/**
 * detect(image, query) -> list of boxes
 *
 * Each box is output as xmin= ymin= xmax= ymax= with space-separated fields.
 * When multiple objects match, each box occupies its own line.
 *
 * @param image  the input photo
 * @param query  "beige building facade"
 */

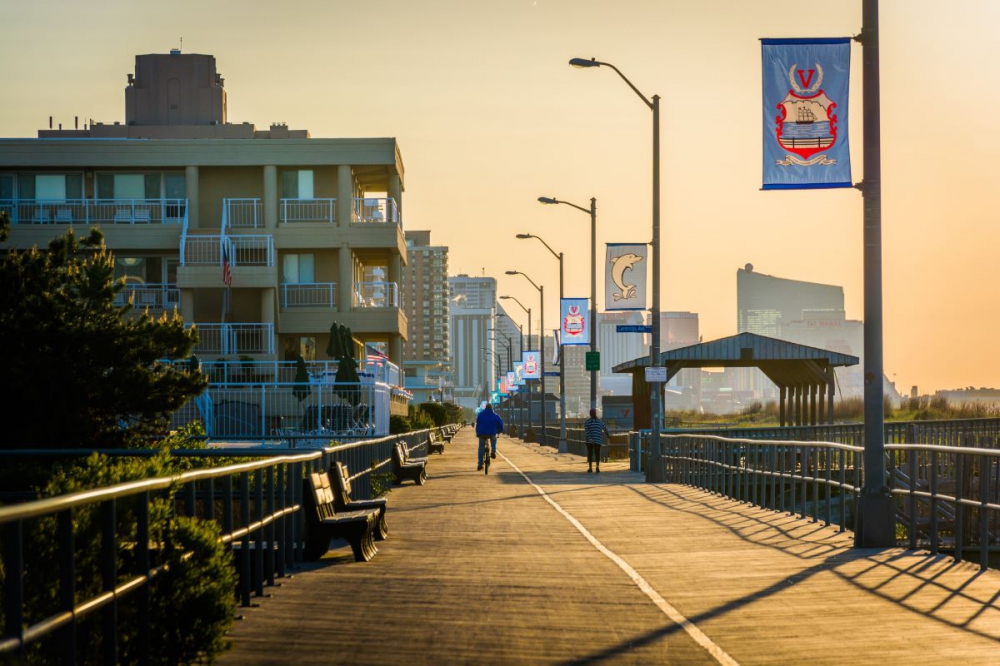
xmin=0 ymin=51 xmax=408 ymax=374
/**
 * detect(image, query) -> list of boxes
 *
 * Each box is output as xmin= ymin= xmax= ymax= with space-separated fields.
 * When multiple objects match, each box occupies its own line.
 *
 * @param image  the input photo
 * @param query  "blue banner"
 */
xmin=762 ymin=38 xmax=852 ymax=190
xmin=522 ymin=351 xmax=541 ymax=381
xmin=560 ymin=298 xmax=589 ymax=346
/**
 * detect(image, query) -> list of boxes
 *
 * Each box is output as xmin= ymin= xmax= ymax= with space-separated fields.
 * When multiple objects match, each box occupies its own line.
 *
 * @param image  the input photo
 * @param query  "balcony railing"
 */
xmin=189 ymin=323 xmax=275 ymax=355
xmin=354 ymin=281 xmax=398 ymax=308
xmin=225 ymin=198 xmax=263 ymax=229
xmin=115 ymin=283 xmax=180 ymax=310
xmin=281 ymin=198 xmax=336 ymax=224
xmin=0 ymin=198 xmax=187 ymax=225
xmin=182 ymin=235 xmax=275 ymax=267
xmin=353 ymin=198 xmax=399 ymax=226
xmin=280 ymin=282 xmax=337 ymax=308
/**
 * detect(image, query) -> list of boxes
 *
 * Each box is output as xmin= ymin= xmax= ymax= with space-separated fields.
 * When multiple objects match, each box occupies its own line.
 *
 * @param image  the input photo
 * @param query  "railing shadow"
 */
xmin=627 ymin=483 xmax=1000 ymax=644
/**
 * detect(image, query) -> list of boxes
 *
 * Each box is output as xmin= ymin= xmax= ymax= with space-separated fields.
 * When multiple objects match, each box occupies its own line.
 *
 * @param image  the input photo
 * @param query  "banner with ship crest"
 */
xmin=762 ymin=38 xmax=852 ymax=189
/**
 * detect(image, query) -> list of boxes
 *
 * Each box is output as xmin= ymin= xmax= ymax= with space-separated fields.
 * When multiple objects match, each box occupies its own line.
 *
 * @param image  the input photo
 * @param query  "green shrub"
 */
xmin=389 ymin=414 xmax=411 ymax=434
xmin=419 ymin=402 xmax=447 ymax=427
xmin=144 ymin=517 xmax=236 ymax=665
xmin=1 ymin=452 xmax=236 ymax=664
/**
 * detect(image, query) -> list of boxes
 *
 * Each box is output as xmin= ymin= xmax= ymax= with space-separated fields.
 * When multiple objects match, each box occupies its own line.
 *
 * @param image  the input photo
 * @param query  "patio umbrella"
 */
xmin=334 ymin=324 xmax=361 ymax=406
xmin=292 ymin=355 xmax=311 ymax=403
xmin=325 ymin=322 xmax=344 ymax=359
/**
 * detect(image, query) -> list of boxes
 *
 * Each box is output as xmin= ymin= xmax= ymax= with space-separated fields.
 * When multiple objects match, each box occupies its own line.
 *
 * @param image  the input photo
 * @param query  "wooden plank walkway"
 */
xmin=219 ymin=428 xmax=1000 ymax=665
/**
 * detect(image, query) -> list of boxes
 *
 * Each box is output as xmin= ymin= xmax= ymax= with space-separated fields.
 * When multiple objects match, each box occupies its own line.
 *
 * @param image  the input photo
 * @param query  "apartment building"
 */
xmin=0 ymin=51 xmax=410 ymax=436
xmin=402 ymin=230 xmax=451 ymax=403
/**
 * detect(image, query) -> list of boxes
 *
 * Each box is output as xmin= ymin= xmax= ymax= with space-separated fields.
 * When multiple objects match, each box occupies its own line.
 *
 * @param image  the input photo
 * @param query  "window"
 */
xmin=283 ymin=253 xmax=315 ymax=283
xmin=281 ymin=170 xmax=314 ymax=199
xmin=96 ymin=173 xmax=177 ymax=200
xmin=283 ymin=336 xmax=316 ymax=361
xmin=16 ymin=174 xmax=83 ymax=200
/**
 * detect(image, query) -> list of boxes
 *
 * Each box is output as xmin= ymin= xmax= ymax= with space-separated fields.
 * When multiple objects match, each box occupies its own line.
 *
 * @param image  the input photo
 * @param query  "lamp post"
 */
xmin=516 ymin=233 xmax=568 ymax=452
xmin=537 ymin=197 xmax=598 ymax=420
xmin=490 ymin=329 xmax=513 ymax=425
xmin=505 ymin=271 xmax=546 ymax=446
xmin=481 ymin=347 xmax=501 ymax=406
xmin=499 ymin=297 xmax=530 ymax=438
xmin=569 ymin=56 xmax=662 ymax=481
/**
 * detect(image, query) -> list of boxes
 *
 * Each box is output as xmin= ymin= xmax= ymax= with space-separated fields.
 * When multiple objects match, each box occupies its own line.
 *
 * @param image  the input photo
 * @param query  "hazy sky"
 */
xmin=2 ymin=0 xmax=998 ymax=395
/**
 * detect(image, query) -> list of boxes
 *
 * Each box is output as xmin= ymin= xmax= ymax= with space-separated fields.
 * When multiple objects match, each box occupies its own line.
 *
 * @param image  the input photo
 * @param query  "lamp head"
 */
xmin=569 ymin=57 xmax=600 ymax=69
xmin=537 ymin=196 xmax=558 ymax=205
xmin=499 ymin=295 xmax=511 ymax=300
xmin=504 ymin=270 xmax=518 ymax=276
xmin=515 ymin=233 xmax=532 ymax=239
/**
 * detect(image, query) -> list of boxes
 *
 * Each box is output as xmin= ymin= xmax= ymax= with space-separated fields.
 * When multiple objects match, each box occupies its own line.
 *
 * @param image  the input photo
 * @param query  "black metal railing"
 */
xmin=0 ymin=426 xmax=453 ymax=662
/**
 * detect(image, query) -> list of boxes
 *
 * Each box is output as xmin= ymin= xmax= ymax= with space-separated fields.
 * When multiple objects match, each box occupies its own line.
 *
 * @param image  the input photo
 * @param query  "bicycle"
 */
xmin=482 ymin=436 xmax=491 ymax=475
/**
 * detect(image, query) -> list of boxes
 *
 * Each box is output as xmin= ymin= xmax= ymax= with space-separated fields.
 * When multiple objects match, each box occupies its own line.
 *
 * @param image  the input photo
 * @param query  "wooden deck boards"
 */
xmin=219 ymin=429 xmax=1000 ymax=665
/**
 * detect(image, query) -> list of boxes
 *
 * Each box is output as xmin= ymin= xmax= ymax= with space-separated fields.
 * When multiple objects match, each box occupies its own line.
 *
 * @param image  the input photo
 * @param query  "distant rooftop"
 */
xmin=38 ymin=51 xmax=309 ymax=140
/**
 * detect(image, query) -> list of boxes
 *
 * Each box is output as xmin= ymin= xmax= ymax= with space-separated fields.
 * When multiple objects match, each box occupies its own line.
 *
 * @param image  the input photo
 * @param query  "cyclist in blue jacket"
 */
xmin=475 ymin=404 xmax=504 ymax=471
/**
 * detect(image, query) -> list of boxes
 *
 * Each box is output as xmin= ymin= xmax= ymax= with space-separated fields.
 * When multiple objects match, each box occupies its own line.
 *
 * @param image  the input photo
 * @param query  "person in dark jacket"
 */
xmin=583 ymin=408 xmax=610 ymax=473
xmin=474 ymin=404 xmax=504 ymax=470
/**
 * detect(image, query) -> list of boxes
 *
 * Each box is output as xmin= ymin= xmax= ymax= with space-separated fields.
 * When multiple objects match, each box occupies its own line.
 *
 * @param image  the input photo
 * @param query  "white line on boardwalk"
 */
xmin=501 ymin=452 xmax=741 ymax=666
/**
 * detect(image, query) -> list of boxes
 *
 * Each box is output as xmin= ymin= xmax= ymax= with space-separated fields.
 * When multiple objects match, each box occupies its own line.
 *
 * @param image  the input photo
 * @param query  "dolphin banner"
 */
xmin=560 ymin=298 xmax=589 ymax=346
xmin=605 ymin=243 xmax=647 ymax=311
xmin=762 ymin=38 xmax=852 ymax=190
xmin=513 ymin=361 xmax=525 ymax=386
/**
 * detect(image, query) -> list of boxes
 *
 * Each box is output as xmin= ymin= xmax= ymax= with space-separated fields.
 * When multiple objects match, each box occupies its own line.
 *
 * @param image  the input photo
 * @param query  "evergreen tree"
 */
xmin=0 ymin=213 xmax=206 ymax=449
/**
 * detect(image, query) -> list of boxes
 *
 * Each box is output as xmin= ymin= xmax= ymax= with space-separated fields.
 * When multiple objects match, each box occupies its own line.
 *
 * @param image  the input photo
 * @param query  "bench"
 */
xmin=302 ymin=471 xmax=379 ymax=562
xmin=392 ymin=441 xmax=427 ymax=485
xmin=428 ymin=431 xmax=446 ymax=455
xmin=329 ymin=461 xmax=388 ymax=541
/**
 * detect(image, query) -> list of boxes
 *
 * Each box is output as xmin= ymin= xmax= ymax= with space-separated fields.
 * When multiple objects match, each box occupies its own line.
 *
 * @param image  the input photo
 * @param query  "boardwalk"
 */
xmin=220 ymin=428 xmax=1000 ymax=665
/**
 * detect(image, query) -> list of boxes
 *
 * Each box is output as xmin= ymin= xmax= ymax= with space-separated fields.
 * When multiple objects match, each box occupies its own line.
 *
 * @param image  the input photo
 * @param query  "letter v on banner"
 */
xmin=761 ymin=38 xmax=852 ymax=190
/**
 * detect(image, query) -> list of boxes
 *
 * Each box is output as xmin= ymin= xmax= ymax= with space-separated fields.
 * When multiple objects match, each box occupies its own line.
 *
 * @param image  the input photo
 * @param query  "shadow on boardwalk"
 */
xmin=219 ymin=431 xmax=1000 ymax=665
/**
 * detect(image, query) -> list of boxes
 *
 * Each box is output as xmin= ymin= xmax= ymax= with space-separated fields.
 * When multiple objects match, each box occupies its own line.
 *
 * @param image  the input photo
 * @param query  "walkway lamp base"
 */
xmin=854 ymin=489 xmax=896 ymax=547
xmin=558 ymin=438 xmax=568 ymax=454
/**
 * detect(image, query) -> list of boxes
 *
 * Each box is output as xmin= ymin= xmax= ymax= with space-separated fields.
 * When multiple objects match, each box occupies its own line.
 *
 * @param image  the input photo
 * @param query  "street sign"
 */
xmin=616 ymin=325 xmax=652 ymax=333
xmin=645 ymin=366 xmax=667 ymax=383
xmin=543 ymin=371 xmax=561 ymax=377
xmin=585 ymin=352 xmax=600 ymax=371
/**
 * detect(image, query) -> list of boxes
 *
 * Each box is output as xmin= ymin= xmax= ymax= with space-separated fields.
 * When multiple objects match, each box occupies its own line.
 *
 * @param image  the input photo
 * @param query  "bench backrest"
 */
xmin=393 ymin=442 xmax=407 ymax=465
xmin=330 ymin=461 xmax=353 ymax=510
xmin=305 ymin=472 xmax=337 ymax=520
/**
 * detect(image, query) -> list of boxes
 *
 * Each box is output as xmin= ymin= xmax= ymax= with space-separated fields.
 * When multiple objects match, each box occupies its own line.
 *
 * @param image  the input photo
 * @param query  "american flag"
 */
xmin=222 ymin=244 xmax=232 ymax=287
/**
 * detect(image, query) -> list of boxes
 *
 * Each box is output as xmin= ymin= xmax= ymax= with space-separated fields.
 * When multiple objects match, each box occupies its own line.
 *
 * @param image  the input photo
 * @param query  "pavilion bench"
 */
xmin=302 ymin=471 xmax=379 ymax=562
xmin=329 ymin=461 xmax=388 ymax=541
xmin=392 ymin=441 xmax=427 ymax=485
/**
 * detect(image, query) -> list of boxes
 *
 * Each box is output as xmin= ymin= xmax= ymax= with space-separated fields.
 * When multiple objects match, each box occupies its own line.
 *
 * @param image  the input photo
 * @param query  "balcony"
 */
xmin=0 ymin=198 xmax=187 ymax=225
xmin=181 ymin=235 xmax=275 ymax=268
xmin=354 ymin=282 xmax=398 ymax=309
xmin=189 ymin=322 xmax=275 ymax=356
xmin=353 ymin=198 xmax=399 ymax=227
xmin=282 ymin=198 xmax=336 ymax=224
xmin=225 ymin=198 xmax=263 ymax=229
xmin=115 ymin=282 xmax=180 ymax=310
xmin=220 ymin=198 xmax=339 ymax=228
xmin=280 ymin=282 xmax=338 ymax=308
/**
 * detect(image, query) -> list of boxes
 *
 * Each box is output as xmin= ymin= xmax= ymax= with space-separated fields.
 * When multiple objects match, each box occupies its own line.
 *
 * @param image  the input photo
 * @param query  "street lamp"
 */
xmin=505 ymin=270 xmax=546 ymax=446
xmin=517 ymin=233 xmax=568 ymax=453
xmin=480 ymin=347 xmax=501 ymax=405
xmin=570 ymin=56 xmax=663 ymax=481
xmin=537 ymin=197 xmax=598 ymax=419
xmin=490 ymin=329 xmax=513 ymax=425
xmin=499 ymin=298 xmax=530 ymax=438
